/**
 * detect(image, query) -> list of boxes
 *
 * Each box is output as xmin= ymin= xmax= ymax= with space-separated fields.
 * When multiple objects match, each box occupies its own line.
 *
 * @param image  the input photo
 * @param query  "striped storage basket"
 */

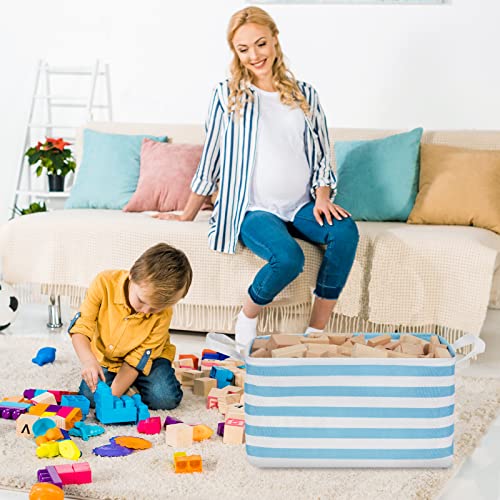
xmin=244 ymin=333 xmax=484 ymax=468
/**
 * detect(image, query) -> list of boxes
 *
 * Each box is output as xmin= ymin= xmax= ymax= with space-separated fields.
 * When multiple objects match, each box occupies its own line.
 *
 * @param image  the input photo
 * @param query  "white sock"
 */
xmin=235 ymin=310 xmax=258 ymax=348
xmin=305 ymin=326 xmax=323 ymax=335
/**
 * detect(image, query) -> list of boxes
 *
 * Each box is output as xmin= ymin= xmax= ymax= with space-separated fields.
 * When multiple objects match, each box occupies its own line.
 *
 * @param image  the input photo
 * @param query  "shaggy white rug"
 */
xmin=0 ymin=336 xmax=499 ymax=500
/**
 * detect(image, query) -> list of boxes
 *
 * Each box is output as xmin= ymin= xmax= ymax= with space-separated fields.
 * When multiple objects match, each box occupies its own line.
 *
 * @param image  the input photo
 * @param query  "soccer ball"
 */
xmin=0 ymin=282 xmax=19 ymax=331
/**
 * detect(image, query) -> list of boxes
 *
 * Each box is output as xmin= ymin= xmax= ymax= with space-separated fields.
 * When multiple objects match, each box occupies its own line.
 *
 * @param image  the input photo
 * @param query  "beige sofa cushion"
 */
xmin=407 ymin=144 xmax=500 ymax=234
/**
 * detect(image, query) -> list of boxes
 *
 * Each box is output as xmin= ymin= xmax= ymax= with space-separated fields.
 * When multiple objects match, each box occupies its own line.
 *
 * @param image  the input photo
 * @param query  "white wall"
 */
xmin=1 ymin=0 xmax=499 ymax=223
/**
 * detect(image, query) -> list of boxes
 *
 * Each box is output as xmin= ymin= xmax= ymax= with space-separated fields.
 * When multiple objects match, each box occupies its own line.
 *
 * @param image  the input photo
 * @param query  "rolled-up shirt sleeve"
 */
xmin=67 ymin=274 xmax=104 ymax=341
xmin=123 ymin=311 xmax=173 ymax=376
xmin=190 ymin=85 xmax=224 ymax=196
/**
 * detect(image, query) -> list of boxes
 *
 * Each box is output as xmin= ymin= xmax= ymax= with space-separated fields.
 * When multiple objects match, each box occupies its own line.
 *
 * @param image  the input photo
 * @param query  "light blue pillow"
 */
xmin=65 ymin=129 xmax=168 ymax=210
xmin=334 ymin=127 xmax=423 ymax=221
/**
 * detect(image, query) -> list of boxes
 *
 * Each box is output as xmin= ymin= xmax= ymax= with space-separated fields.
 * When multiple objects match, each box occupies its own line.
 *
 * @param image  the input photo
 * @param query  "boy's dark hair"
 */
xmin=130 ymin=243 xmax=193 ymax=310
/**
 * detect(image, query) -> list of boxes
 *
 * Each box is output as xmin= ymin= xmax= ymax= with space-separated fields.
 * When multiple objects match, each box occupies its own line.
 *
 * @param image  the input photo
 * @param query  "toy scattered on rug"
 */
xmin=164 ymin=416 xmax=214 ymax=447
xmin=29 ymin=482 xmax=64 ymax=500
xmin=137 ymin=416 xmax=162 ymax=434
xmin=0 ymin=400 xmax=30 ymax=420
xmin=94 ymin=381 xmax=149 ymax=424
xmin=0 ymin=281 xmax=19 ymax=331
xmin=32 ymin=347 xmax=57 ymax=366
xmin=33 ymin=418 xmax=81 ymax=460
xmin=69 ymin=421 xmax=105 ymax=441
xmin=173 ymin=452 xmax=203 ymax=474
xmin=37 ymin=462 xmax=92 ymax=488
xmin=24 ymin=389 xmax=79 ymax=405
xmin=93 ymin=435 xmax=152 ymax=457
xmin=250 ymin=333 xmax=453 ymax=359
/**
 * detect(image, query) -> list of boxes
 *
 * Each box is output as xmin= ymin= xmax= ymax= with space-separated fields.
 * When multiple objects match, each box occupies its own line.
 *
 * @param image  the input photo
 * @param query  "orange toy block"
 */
xmin=179 ymin=354 xmax=199 ymax=370
xmin=29 ymin=404 xmax=50 ymax=417
xmin=165 ymin=423 xmax=193 ymax=448
xmin=192 ymin=424 xmax=214 ymax=442
xmin=178 ymin=358 xmax=194 ymax=369
xmin=174 ymin=453 xmax=202 ymax=473
xmin=223 ymin=418 xmax=245 ymax=445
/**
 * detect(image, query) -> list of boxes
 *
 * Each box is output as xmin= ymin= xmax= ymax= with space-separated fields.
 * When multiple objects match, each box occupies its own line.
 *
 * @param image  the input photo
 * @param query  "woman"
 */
xmin=157 ymin=6 xmax=359 ymax=351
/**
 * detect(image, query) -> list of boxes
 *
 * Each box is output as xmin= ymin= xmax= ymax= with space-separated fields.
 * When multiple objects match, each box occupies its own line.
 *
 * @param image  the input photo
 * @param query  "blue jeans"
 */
xmin=79 ymin=358 xmax=183 ymax=411
xmin=239 ymin=201 xmax=359 ymax=305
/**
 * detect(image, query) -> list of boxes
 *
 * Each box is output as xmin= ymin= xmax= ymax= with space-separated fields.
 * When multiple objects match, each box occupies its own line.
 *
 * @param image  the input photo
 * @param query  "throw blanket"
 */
xmin=1 ymin=210 xmax=498 ymax=348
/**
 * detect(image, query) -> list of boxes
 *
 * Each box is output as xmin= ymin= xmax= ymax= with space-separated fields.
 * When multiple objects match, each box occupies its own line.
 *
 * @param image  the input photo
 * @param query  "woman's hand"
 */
xmin=313 ymin=187 xmax=351 ymax=226
xmin=152 ymin=212 xmax=187 ymax=221
xmin=81 ymin=357 xmax=105 ymax=392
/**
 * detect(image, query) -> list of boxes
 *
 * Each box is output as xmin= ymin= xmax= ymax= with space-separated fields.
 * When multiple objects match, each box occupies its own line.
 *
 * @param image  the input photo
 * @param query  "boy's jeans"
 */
xmin=239 ymin=201 xmax=359 ymax=305
xmin=79 ymin=358 xmax=183 ymax=410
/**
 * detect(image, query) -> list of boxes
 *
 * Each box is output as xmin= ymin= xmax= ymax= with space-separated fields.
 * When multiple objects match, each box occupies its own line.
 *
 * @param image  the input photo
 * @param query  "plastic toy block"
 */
xmin=164 ymin=416 xmax=183 ymax=428
xmin=37 ymin=466 xmax=62 ymax=488
xmin=33 ymin=418 xmax=57 ymax=438
xmin=223 ymin=418 xmax=245 ymax=445
xmin=54 ymin=462 xmax=91 ymax=485
xmin=2 ymin=395 xmax=26 ymax=403
xmin=29 ymin=404 xmax=50 ymax=416
xmin=32 ymin=347 xmax=57 ymax=366
xmin=137 ymin=416 xmax=162 ymax=434
xmin=217 ymin=422 xmax=225 ymax=436
xmin=114 ymin=436 xmax=152 ymax=449
xmin=192 ymin=424 xmax=213 ymax=442
xmin=65 ymin=408 xmax=84 ymax=428
xmin=193 ymin=377 xmax=217 ymax=397
xmin=209 ymin=366 xmax=235 ymax=389
xmin=59 ymin=440 xmax=82 ymax=460
xmin=201 ymin=349 xmax=218 ymax=359
xmin=61 ymin=395 xmax=90 ymax=419
xmin=69 ymin=421 xmax=105 ymax=441
xmin=36 ymin=441 xmax=60 ymax=458
xmin=94 ymin=381 xmax=149 ymax=424
xmin=29 ymin=482 xmax=64 ymax=500
xmin=16 ymin=414 xmax=40 ymax=438
xmin=35 ymin=428 xmax=65 ymax=446
xmin=0 ymin=404 xmax=28 ymax=420
xmin=31 ymin=392 xmax=57 ymax=405
xmin=179 ymin=354 xmax=199 ymax=370
xmin=174 ymin=454 xmax=203 ymax=473
xmin=44 ymin=405 xmax=60 ymax=413
xmin=165 ymin=423 xmax=193 ymax=448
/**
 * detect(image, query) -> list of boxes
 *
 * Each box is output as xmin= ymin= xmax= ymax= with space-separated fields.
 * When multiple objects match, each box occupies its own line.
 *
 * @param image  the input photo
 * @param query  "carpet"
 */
xmin=0 ymin=336 xmax=499 ymax=500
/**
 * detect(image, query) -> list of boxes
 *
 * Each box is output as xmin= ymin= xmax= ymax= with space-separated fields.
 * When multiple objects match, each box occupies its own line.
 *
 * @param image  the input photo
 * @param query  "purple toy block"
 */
xmin=217 ymin=422 xmax=225 ymax=436
xmin=37 ymin=466 xmax=63 ymax=489
xmin=24 ymin=389 xmax=36 ymax=399
xmin=163 ymin=416 xmax=183 ymax=429
xmin=45 ymin=405 xmax=60 ymax=413
xmin=1 ymin=406 xmax=27 ymax=420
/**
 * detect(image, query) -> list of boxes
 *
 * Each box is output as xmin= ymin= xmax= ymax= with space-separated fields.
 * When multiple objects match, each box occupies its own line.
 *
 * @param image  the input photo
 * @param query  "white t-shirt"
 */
xmin=247 ymin=86 xmax=311 ymax=221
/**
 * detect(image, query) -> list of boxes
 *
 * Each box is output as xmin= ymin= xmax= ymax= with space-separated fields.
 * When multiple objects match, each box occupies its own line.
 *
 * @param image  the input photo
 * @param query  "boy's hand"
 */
xmin=81 ymin=358 xmax=105 ymax=392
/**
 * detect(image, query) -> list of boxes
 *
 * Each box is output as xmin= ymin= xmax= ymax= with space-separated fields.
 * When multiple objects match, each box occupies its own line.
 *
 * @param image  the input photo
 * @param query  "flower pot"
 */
xmin=47 ymin=174 xmax=65 ymax=192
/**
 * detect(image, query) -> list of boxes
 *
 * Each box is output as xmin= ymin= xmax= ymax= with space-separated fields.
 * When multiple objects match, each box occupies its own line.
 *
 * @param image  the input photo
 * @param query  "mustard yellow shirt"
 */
xmin=68 ymin=270 xmax=175 ymax=376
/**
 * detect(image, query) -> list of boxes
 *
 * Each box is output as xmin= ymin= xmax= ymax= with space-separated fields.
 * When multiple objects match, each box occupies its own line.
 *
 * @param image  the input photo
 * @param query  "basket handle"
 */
xmin=452 ymin=334 xmax=486 ymax=366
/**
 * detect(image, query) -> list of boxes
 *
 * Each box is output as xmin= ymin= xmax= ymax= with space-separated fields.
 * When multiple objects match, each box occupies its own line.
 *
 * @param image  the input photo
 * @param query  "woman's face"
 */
xmin=232 ymin=22 xmax=277 ymax=82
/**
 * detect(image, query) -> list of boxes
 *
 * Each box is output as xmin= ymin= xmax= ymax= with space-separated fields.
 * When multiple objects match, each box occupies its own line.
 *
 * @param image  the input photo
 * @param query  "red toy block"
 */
xmin=54 ymin=462 xmax=91 ymax=485
xmin=55 ymin=406 xmax=73 ymax=418
xmin=137 ymin=416 xmax=162 ymax=435
xmin=179 ymin=354 xmax=199 ymax=370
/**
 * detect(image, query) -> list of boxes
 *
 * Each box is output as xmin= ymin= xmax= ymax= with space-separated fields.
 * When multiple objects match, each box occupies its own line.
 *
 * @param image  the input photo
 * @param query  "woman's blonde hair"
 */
xmin=227 ymin=7 xmax=310 ymax=117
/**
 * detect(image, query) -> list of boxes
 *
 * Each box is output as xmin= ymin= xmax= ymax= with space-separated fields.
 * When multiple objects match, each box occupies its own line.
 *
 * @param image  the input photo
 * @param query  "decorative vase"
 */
xmin=48 ymin=174 xmax=65 ymax=192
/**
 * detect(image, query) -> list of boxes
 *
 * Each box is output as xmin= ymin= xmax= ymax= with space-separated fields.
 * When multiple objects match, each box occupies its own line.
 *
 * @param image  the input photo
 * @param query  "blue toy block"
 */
xmin=32 ymin=347 xmax=56 ymax=366
xmin=209 ymin=366 xmax=235 ymax=389
xmin=69 ymin=421 xmax=105 ymax=441
xmin=94 ymin=382 xmax=149 ymax=425
xmin=61 ymin=395 xmax=90 ymax=420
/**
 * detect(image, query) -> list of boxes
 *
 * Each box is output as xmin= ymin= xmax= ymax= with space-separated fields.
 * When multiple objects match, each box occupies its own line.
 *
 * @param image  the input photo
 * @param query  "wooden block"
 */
xmin=351 ymin=334 xmax=366 ymax=345
xmin=434 ymin=346 xmax=452 ymax=358
xmin=388 ymin=350 xmax=415 ymax=358
xmin=207 ymin=388 xmax=226 ymax=409
xmin=251 ymin=348 xmax=271 ymax=358
xmin=419 ymin=353 xmax=435 ymax=358
xmin=271 ymin=344 xmax=307 ymax=358
xmin=201 ymin=367 xmax=212 ymax=378
xmin=385 ymin=341 xmax=401 ymax=350
xmin=182 ymin=370 xmax=203 ymax=387
xmin=225 ymin=385 xmax=243 ymax=395
xmin=233 ymin=370 xmax=245 ymax=388
xmin=326 ymin=334 xmax=347 ymax=345
xmin=223 ymin=418 xmax=245 ymax=445
xmin=321 ymin=345 xmax=340 ymax=357
xmin=367 ymin=334 xmax=391 ymax=347
xmin=400 ymin=334 xmax=427 ymax=345
xmin=304 ymin=344 xmax=329 ymax=357
xmin=251 ymin=338 xmax=270 ymax=351
xmin=267 ymin=334 xmax=302 ymax=350
xmin=338 ymin=343 xmax=353 ymax=357
xmin=193 ymin=377 xmax=217 ymax=397
xmin=401 ymin=343 xmax=425 ymax=356
xmin=178 ymin=358 xmax=194 ymax=369
xmin=16 ymin=414 xmax=39 ymax=438
xmin=300 ymin=334 xmax=329 ymax=344
xmin=430 ymin=335 xmax=440 ymax=345
xmin=352 ymin=343 xmax=388 ymax=358
xmin=225 ymin=403 xmax=245 ymax=420
xmin=218 ymin=393 xmax=241 ymax=414
xmin=165 ymin=423 xmax=193 ymax=448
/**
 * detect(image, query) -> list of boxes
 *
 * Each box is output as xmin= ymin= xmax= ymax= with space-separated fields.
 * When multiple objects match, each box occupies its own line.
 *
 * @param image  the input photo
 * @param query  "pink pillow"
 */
xmin=124 ymin=139 xmax=212 ymax=212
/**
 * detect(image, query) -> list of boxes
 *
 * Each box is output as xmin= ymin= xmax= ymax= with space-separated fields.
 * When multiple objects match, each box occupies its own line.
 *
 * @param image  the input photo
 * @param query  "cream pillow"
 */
xmin=408 ymin=144 xmax=500 ymax=234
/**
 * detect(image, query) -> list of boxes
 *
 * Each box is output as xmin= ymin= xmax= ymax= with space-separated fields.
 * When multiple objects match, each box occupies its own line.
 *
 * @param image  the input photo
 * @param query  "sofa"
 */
xmin=1 ymin=122 xmax=499 ymax=349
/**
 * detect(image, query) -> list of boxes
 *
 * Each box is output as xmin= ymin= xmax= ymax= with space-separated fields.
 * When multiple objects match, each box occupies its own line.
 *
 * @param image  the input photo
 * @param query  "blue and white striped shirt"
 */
xmin=191 ymin=80 xmax=337 ymax=254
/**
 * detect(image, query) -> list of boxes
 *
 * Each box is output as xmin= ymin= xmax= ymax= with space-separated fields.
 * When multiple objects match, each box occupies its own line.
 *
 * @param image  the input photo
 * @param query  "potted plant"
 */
xmin=12 ymin=201 xmax=48 ymax=216
xmin=25 ymin=137 xmax=76 ymax=192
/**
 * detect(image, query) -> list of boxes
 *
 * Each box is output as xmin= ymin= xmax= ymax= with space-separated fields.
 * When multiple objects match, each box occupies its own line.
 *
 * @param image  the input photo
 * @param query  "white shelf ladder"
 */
xmin=12 ymin=59 xmax=113 ymax=217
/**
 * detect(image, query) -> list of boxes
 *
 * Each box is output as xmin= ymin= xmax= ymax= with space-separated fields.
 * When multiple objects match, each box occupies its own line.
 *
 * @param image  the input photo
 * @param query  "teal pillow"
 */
xmin=334 ymin=128 xmax=423 ymax=221
xmin=65 ymin=129 xmax=168 ymax=209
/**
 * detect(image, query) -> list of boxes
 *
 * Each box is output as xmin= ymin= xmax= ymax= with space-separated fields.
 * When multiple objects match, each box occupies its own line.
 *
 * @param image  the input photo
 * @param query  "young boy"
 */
xmin=69 ymin=243 xmax=192 ymax=410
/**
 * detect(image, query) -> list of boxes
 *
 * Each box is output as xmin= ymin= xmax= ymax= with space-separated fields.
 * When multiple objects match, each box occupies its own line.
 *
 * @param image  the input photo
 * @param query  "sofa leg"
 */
xmin=47 ymin=294 xmax=63 ymax=329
